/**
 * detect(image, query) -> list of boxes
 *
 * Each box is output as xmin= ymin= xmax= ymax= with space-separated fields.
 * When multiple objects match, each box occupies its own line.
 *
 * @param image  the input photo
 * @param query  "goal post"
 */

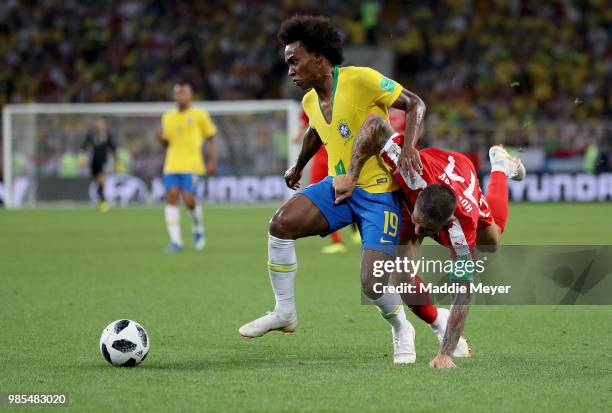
xmin=2 ymin=100 xmax=301 ymax=208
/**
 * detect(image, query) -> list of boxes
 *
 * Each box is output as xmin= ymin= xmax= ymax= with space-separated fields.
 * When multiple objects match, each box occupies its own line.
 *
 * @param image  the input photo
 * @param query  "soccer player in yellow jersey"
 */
xmin=239 ymin=16 xmax=427 ymax=364
xmin=155 ymin=82 xmax=217 ymax=252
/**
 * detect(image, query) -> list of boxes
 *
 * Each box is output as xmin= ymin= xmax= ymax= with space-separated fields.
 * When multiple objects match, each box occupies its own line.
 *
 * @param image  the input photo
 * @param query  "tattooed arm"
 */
xmin=333 ymin=116 xmax=395 ymax=203
xmin=429 ymin=279 xmax=471 ymax=369
xmin=390 ymin=88 xmax=426 ymax=178
xmin=333 ymin=88 xmax=426 ymax=203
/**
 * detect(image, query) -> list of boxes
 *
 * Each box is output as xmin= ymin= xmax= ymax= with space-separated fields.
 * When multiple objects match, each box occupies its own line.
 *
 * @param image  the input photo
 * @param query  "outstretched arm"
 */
xmin=333 ymin=116 xmax=395 ymax=203
xmin=391 ymin=88 xmax=426 ymax=177
xmin=430 ymin=279 xmax=471 ymax=369
xmin=284 ymin=127 xmax=322 ymax=190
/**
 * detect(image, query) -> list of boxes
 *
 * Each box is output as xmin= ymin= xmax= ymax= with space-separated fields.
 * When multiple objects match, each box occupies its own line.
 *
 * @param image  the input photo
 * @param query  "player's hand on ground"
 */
xmin=429 ymin=353 xmax=457 ymax=369
xmin=284 ymin=164 xmax=302 ymax=190
xmin=399 ymin=145 xmax=423 ymax=179
xmin=333 ymin=174 xmax=356 ymax=204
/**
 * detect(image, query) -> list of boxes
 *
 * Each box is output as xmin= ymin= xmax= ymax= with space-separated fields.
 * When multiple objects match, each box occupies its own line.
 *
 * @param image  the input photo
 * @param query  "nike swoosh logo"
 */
xmin=379 ymin=238 xmax=393 ymax=244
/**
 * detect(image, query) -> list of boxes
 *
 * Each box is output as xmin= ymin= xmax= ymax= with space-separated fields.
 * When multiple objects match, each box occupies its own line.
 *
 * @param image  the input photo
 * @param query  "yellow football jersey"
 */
xmin=302 ymin=66 xmax=402 ymax=193
xmin=161 ymin=107 xmax=217 ymax=175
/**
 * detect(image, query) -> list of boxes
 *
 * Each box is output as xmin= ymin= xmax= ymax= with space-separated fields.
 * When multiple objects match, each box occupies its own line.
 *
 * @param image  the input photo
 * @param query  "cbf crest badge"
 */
xmin=337 ymin=120 xmax=351 ymax=143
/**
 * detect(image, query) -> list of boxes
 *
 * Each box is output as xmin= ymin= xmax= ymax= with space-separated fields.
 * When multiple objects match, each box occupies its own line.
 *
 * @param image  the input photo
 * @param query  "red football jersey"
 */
xmin=389 ymin=108 xmax=406 ymax=134
xmin=310 ymin=146 xmax=329 ymax=183
xmin=380 ymin=134 xmax=493 ymax=257
xmin=300 ymin=109 xmax=329 ymax=183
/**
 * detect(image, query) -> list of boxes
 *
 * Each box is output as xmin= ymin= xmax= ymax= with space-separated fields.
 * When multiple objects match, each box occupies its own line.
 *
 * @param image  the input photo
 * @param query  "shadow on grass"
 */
xmin=82 ymin=351 xmax=388 ymax=372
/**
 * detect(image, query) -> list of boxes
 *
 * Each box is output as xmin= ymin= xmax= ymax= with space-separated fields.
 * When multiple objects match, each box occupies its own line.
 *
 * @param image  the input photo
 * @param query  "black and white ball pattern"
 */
xmin=99 ymin=319 xmax=150 ymax=367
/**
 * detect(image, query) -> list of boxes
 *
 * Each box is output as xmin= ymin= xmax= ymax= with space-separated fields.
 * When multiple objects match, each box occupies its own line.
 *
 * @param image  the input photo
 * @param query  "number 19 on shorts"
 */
xmin=383 ymin=211 xmax=398 ymax=237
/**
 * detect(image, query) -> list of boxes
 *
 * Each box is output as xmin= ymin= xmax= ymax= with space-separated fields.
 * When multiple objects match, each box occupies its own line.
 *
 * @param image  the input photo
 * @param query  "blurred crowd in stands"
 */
xmin=2 ymin=0 xmax=609 ymax=118
xmin=0 ymin=0 xmax=610 ymax=171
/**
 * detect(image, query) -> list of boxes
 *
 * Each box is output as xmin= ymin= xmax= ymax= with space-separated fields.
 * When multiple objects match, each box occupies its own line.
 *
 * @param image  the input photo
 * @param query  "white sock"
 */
xmin=268 ymin=234 xmax=297 ymax=318
xmin=189 ymin=204 xmax=204 ymax=235
xmin=164 ymin=205 xmax=182 ymax=246
xmin=430 ymin=308 xmax=448 ymax=341
xmin=371 ymin=294 xmax=411 ymax=332
xmin=431 ymin=311 xmax=445 ymax=331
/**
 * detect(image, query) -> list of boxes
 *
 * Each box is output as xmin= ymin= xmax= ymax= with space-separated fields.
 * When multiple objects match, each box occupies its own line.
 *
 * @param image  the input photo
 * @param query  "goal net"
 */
xmin=2 ymin=100 xmax=301 ymax=207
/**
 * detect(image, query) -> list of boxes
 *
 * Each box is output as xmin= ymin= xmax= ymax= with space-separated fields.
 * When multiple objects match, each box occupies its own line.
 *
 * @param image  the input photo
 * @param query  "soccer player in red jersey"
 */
xmin=334 ymin=122 xmax=525 ymax=368
xmin=379 ymin=134 xmax=523 ymax=257
xmin=301 ymin=110 xmax=330 ymax=184
xmin=386 ymin=108 xmax=470 ymax=350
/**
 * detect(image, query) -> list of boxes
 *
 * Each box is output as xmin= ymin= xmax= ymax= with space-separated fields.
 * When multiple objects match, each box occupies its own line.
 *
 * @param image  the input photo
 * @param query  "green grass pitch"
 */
xmin=1 ymin=203 xmax=611 ymax=412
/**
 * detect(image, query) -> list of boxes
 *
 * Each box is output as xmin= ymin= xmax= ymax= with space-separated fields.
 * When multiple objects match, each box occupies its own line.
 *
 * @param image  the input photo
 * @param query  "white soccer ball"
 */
xmin=99 ymin=319 xmax=150 ymax=367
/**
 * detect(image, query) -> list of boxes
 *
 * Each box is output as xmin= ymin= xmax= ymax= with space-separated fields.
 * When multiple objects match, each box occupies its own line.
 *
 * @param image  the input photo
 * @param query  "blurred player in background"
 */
xmin=292 ymin=109 xmax=360 ymax=254
xmin=335 ymin=126 xmax=526 ymax=368
xmin=82 ymin=117 xmax=116 ymax=212
xmin=156 ymin=82 xmax=217 ymax=252
xmin=240 ymin=16 xmax=430 ymax=364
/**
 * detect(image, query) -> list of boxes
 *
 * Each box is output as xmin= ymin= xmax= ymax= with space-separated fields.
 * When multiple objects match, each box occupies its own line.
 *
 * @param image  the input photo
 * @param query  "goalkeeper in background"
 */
xmin=82 ymin=117 xmax=116 ymax=212
xmin=156 ymin=81 xmax=217 ymax=252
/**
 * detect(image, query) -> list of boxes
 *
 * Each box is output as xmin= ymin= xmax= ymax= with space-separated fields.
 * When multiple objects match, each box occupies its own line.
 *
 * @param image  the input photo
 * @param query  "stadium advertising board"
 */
xmin=2 ymin=172 xmax=611 ymax=206
xmin=0 ymin=175 xmax=290 ymax=206
xmin=482 ymin=172 xmax=612 ymax=202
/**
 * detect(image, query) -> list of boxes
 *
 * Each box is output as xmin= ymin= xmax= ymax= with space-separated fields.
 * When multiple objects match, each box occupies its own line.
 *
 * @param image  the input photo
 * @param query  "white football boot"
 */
xmin=392 ymin=321 xmax=416 ymax=364
xmin=431 ymin=308 xmax=472 ymax=358
xmin=489 ymin=145 xmax=526 ymax=181
xmin=239 ymin=311 xmax=298 ymax=338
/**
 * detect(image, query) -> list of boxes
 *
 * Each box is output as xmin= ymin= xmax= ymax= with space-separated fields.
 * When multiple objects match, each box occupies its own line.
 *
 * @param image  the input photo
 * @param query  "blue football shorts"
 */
xmin=163 ymin=173 xmax=198 ymax=193
xmin=298 ymin=176 xmax=402 ymax=255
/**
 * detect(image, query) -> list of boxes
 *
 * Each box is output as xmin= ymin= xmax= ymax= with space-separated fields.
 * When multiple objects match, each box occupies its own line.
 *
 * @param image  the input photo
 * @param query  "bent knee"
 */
xmin=182 ymin=194 xmax=196 ymax=209
xmin=166 ymin=189 xmax=180 ymax=204
xmin=476 ymin=243 xmax=499 ymax=253
xmin=476 ymin=224 xmax=501 ymax=252
xmin=476 ymin=234 xmax=500 ymax=253
xmin=269 ymin=210 xmax=300 ymax=239
xmin=361 ymin=282 xmax=383 ymax=301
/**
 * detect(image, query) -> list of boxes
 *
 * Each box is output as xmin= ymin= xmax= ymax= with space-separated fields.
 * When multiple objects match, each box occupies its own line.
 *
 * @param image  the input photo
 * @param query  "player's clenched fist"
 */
xmin=429 ymin=354 xmax=457 ymax=369
xmin=333 ymin=173 xmax=357 ymax=204
xmin=399 ymin=145 xmax=423 ymax=180
xmin=284 ymin=164 xmax=302 ymax=190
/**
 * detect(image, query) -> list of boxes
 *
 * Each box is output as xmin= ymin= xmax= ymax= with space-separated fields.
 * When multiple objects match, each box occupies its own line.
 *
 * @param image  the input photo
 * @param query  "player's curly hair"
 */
xmin=415 ymin=184 xmax=457 ymax=224
xmin=277 ymin=15 xmax=344 ymax=65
